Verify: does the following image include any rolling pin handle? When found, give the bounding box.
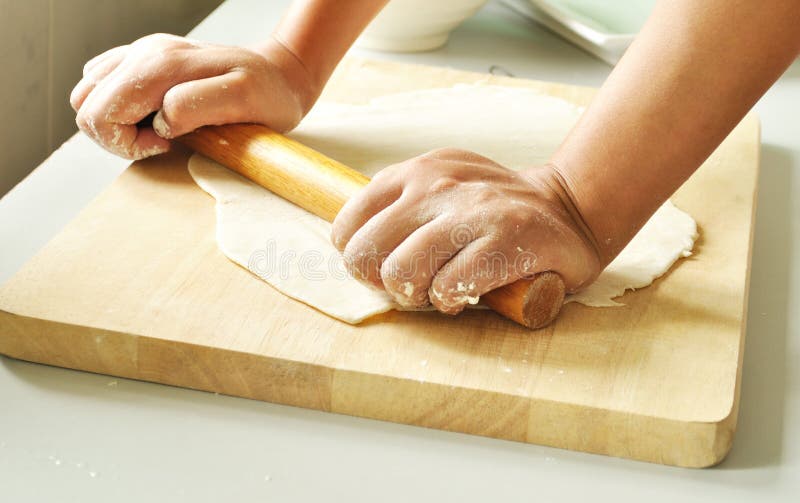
[482,272,565,329]
[180,124,566,329]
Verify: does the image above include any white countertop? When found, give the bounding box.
[1,1,798,501]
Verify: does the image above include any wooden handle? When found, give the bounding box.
[179,124,565,329]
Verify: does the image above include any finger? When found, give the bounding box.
[70,50,127,112]
[83,45,128,76]
[331,169,403,251]
[76,96,170,160]
[380,216,473,308]
[81,44,238,127]
[151,72,252,139]
[75,53,229,157]
[430,238,542,315]
[77,114,170,160]
[75,68,150,153]
[127,127,171,160]
[342,195,434,289]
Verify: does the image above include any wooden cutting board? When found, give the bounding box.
[0,58,758,468]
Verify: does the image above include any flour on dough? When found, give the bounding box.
[188,84,698,323]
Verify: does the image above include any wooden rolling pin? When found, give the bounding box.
[179,124,566,329]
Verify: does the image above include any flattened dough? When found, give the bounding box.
[189,84,698,323]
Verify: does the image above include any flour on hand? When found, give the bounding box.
[189,84,698,323]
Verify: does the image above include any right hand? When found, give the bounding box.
[70,34,314,160]
[331,149,603,314]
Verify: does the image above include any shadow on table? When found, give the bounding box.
[718,143,793,470]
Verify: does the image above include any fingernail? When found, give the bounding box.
[152,111,171,138]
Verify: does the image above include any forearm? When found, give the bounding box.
[548,0,800,265]
[256,0,388,113]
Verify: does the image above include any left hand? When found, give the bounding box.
[331,148,603,314]
[69,34,314,160]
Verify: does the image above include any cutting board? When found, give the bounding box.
[0,58,758,468]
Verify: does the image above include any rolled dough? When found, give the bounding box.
[188,84,698,323]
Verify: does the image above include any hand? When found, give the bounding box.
[331,148,603,315]
[70,34,314,160]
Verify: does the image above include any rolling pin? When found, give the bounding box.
[179,124,566,329]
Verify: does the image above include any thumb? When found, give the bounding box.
[152,73,248,139]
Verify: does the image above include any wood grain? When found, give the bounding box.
[180,123,368,223]
[178,124,566,329]
[0,58,759,467]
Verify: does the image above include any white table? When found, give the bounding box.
[1,1,797,500]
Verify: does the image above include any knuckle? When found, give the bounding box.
[136,33,177,47]
[330,219,348,251]
[408,155,435,170]
[430,267,480,311]
[392,160,430,184]
[382,268,429,308]
[161,87,191,120]
[82,60,94,77]
[342,239,367,280]
[225,70,251,91]
[75,110,96,136]
[429,176,459,193]
[500,210,531,234]
[342,239,378,283]
[133,34,192,65]
[379,255,401,285]
[74,114,88,133]
[471,188,499,208]
[69,90,82,111]
[369,165,397,185]
[425,147,463,159]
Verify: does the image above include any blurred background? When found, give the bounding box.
[0,0,223,196]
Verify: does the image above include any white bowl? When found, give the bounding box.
[357,0,489,53]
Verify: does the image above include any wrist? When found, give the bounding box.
[523,163,607,268]
[251,36,321,116]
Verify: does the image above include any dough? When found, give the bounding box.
[188,84,698,323]
[190,156,395,323]
[566,201,696,307]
